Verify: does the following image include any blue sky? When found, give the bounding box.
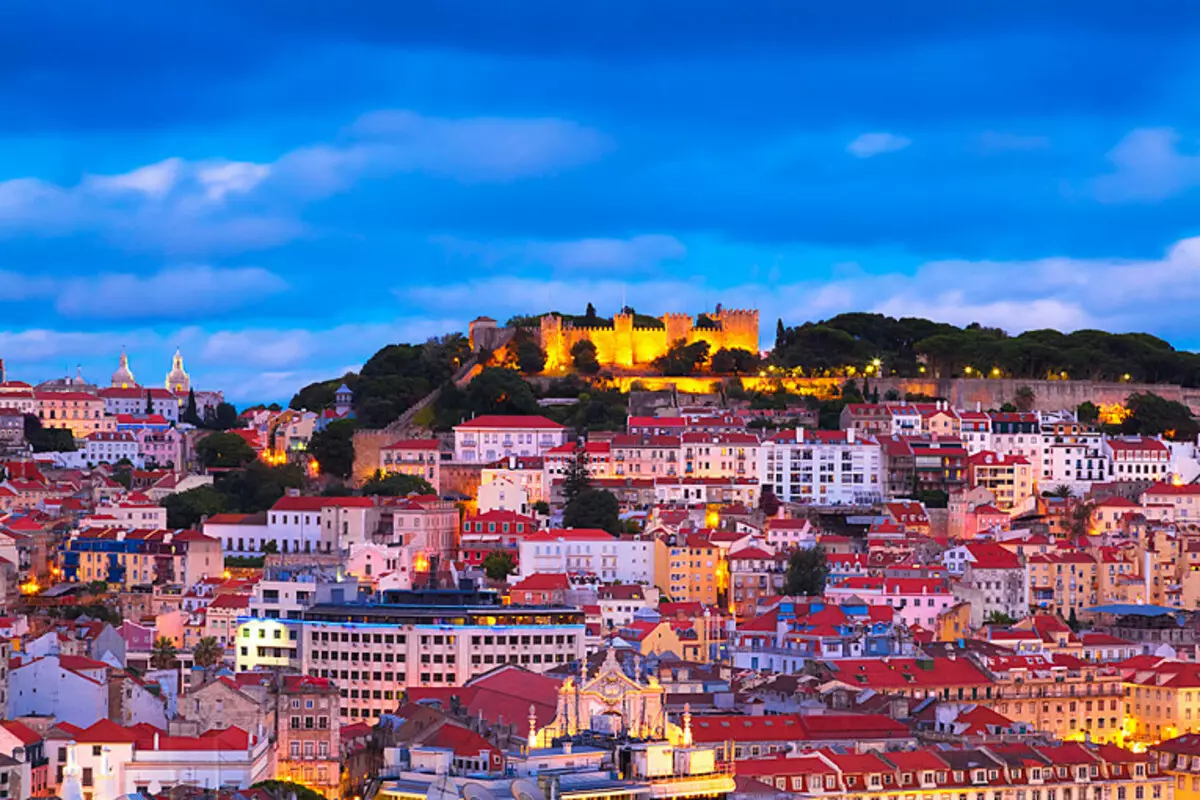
[4,1,1200,404]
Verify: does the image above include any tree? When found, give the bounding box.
[262,540,279,554]
[145,390,154,416]
[22,414,76,452]
[532,500,550,515]
[1014,385,1036,412]
[585,302,597,319]
[758,487,781,517]
[984,611,1018,625]
[516,340,547,375]
[195,432,257,468]
[151,636,178,670]
[163,485,228,528]
[193,636,223,668]
[710,348,760,375]
[571,340,601,375]
[561,447,593,503]
[309,419,356,479]
[111,465,133,489]
[775,318,786,349]
[1122,392,1199,440]
[209,402,241,430]
[1067,607,1080,632]
[463,368,540,416]
[1077,401,1099,424]
[782,546,829,597]
[482,551,516,581]
[841,380,864,404]
[1067,500,1095,539]
[1046,484,1074,499]
[182,389,202,425]
[362,470,435,496]
[999,402,1017,412]
[653,339,710,376]
[252,781,327,800]
[884,388,901,401]
[563,488,620,534]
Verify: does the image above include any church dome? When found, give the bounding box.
[165,348,190,394]
[111,349,137,388]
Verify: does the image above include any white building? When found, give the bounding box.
[518,529,656,585]
[98,387,180,422]
[759,428,883,506]
[81,432,142,466]
[1105,437,1171,483]
[453,415,568,463]
[7,655,109,729]
[298,602,585,723]
[477,476,530,515]
[378,438,443,490]
[84,500,168,529]
[207,495,380,556]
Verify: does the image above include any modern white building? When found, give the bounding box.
[81,431,142,466]
[453,415,567,463]
[759,428,883,506]
[98,386,180,422]
[518,528,656,585]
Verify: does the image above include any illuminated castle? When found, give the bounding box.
[472,307,759,370]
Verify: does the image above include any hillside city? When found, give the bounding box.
[3,311,1200,800]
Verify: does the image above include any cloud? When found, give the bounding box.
[434,233,685,271]
[1092,127,1200,203]
[54,266,288,320]
[846,132,911,158]
[0,110,608,255]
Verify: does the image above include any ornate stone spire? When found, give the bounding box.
[165,347,190,394]
[527,704,539,749]
[682,703,693,747]
[111,347,136,388]
[59,741,84,800]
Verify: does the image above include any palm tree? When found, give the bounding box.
[1046,484,1074,499]
[193,636,223,668]
[1068,500,1096,539]
[151,636,178,670]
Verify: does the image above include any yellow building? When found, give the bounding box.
[1154,733,1200,800]
[987,653,1125,743]
[967,451,1036,510]
[1027,551,1098,615]
[654,533,725,606]
[1123,659,1200,745]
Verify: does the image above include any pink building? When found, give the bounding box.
[825,576,953,628]
[135,427,182,469]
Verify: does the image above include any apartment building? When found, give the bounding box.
[759,428,883,506]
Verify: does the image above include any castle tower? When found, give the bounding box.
[334,383,354,415]
[712,308,760,353]
[111,348,137,388]
[662,313,693,347]
[468,316,497,352]
[540,314,566,369]
[613,311,634,368]
[165,348,190,394]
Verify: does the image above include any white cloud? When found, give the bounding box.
[0,110,607,255]
[54,265,288,320]
[846,132,911,158]
[1092,128,1200,203]
[434,233,685,271]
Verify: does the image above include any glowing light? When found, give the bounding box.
[991,367,1001,377]
[864,365,875,374]
[963,366,973,375]
[1098,403,1132,426]
[919,366,926,374]
[223,569,232,580]
[19,578,40,596]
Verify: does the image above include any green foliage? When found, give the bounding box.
[482,551,517,581]
[362,470,435,496]
[182,389,202,426]
[999,402,1018,413]
[309,419,356,478]
[913,489,949,509]
[571,340,601,375]
[709,348,761,375]
[195,431,257,468]
[151,636,178,670]
[434,368,540,428]
[225,555,265,568]
[290,335,470,428]
[841,380,865,404]
[782,546,829,597]
[773,312,1200,384]
[22,414,76,452]
[563,488,620,534]
[653,339,710,376]
[111,465,133,489]
[541,379,629,432]
[1077,401,1100,424]
[1014,385,1036,412]
[163,485,228,529]
[193,636,223,667]
[532,500,550,515]
[1122,392,1199,440]
[203,401,242,430]
[262,539,280,554]
[218,462,306,515]
[321,482,354,496]
[252,780,327,800]
[1067,608,1080,631]
[516,340,547,375]
[55,603,121,625]
[561,447,592,503]
[984,611,1018,625]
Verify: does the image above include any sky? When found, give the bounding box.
[4,1,1200,404]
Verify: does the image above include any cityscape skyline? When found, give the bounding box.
[3,2,1200,402]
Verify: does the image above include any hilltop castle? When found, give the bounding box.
[469,307,759,369]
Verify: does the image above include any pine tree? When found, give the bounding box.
[775,318,786,349]
[562,446,592,503]
[145,390,154,416]
[182,389,201,425]
[585,302,597,319]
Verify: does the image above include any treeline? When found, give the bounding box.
[773,313,1200,385]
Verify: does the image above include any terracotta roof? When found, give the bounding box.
[455,415,565,430]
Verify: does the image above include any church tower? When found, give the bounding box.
[110,348,137,388]
[165,348,190,394]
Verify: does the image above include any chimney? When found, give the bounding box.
[153,732,160,749]
[0,358,5,384]
[847,428,855,444]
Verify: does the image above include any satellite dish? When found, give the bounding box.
[463,785,497,800]
[512,779,546,800]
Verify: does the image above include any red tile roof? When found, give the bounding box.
[455,415,564,430]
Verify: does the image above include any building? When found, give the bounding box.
[519,529,656,586]
[533,308,759,369]
[825,576,953,629]
[1027,551,1098,616]
[80,432,141,467]
[98,386,179,422]
[967,451,1036,510]
[276,674,341,796]
[453,415,568,463]
[759,428,883,506]
[477,476,530,515]
[952,541,1028,628]
[164,348,190,394]
[379,438,444,491]
[34,391,109,438]
[509,573,570,605]
[728,546,789,619]
[298,593,585,722]
[656,532,725,606]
